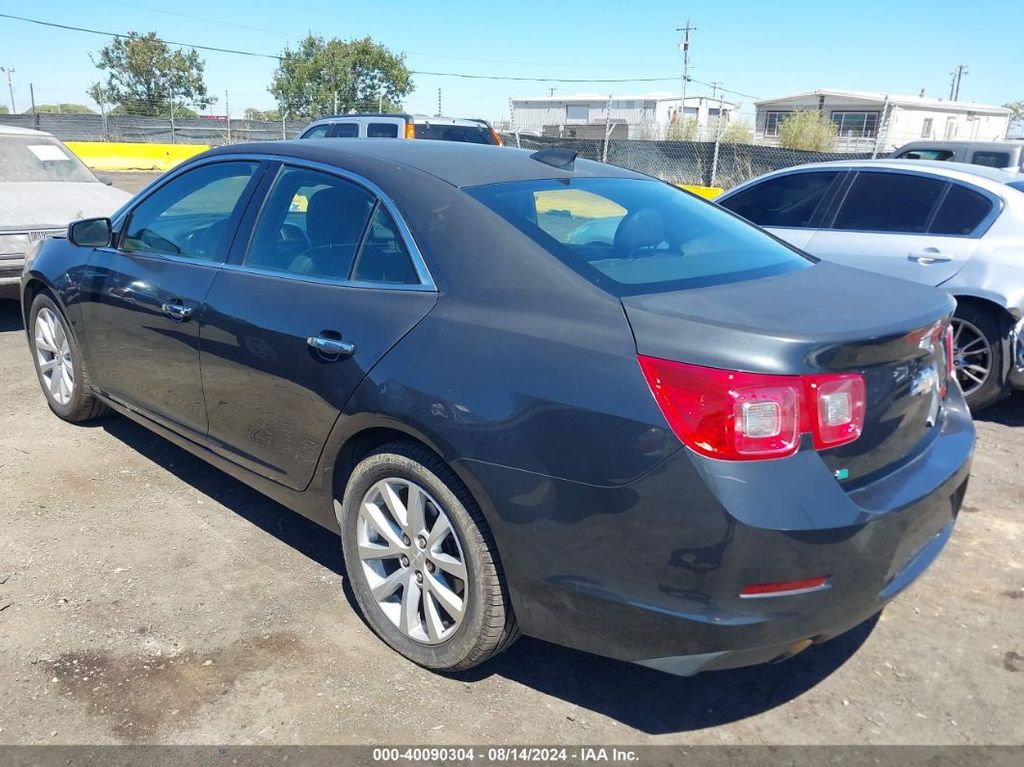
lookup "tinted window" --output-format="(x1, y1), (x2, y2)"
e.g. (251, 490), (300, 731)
(122, 161), (258, 261)
(351, 206), (419, 284)
(929, 185), (994, 235)
(414, 123), (495, 144)
(1008, 180), (1024, 194)
(719, 171), (839, 228)
(331, 123), (359, 138)
(245, 166), (374, 280)
(367, 122), (399, 138)
(833, 172), (945, 233)
(971, 151), (1010, 168)
(468, 178), (812, 296)
(898, 149), (954, 161)
(302, 124), (330, 139)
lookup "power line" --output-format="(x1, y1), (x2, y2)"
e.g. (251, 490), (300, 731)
(0, 11), (762, 94)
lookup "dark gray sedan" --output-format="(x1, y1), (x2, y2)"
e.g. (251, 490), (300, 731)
(20, 140), (973, 676)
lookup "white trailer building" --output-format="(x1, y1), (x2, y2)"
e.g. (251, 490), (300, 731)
(754, 89), (1011, 152)
(511, 93), (736, 140)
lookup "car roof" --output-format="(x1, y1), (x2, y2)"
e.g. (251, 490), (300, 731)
(896, 140), (1021, 151)
(0, 125), (53, 137)
(208, 138), (642, 188)
(730, 158), (1019, 195)
(304, 114), (490, 127)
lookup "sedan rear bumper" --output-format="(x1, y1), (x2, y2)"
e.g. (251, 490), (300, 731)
(461, 389), (973, 675)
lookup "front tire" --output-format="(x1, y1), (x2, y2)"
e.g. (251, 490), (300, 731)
(28, 293), (109, 423)
(337, 441), (518, 671)
(951, 303), (1005, 412)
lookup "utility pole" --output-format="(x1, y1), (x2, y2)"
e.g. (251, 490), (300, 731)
(949, 64), (968, 101)
(1, 67), (15, 113)
(675, 20), (696, 125)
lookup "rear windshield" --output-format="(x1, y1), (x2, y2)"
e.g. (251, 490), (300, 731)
(414, 123), (495, 144)
(467, 178), (812, 296)
(0, 136), (97, 182)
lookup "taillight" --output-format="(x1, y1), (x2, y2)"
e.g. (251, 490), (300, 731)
(806, 374), (866, 449)
(404, 123), (416, 139)
(637, 356), (866, 461)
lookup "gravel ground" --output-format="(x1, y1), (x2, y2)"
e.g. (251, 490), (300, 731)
(0, 172), (1021, 745)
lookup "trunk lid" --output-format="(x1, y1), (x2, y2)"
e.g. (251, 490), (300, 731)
(622, 261), (956, 485)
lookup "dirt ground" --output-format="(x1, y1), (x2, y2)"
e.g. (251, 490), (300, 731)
(0, 172), (1022, 745)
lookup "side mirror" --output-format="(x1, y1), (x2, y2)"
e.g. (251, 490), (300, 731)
(68, 218), (112, 248)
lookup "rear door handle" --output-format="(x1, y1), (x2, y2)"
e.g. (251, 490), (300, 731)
(907, 248), (951, 265)
(161, 301), (193, 322)
(307, 334), (356, 359)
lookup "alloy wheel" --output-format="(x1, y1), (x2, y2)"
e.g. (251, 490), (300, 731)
(356, 478), (468, 644)
(950, 318), (992, 398)
(35, 307), (75, 406)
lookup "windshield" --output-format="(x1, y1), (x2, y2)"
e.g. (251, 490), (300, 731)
(467, 178), (813, 296)
(0, 136), (97, 183)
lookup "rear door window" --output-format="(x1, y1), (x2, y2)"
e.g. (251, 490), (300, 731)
(468, 177), (811, 296)
(367, 122), (399, 138)
(330, 123), (360, 138)
(719, 171), (841, 228)
(929, 184), (994, 236)
(971, 151), (1011, 168)
(832, 172), (945, 233)
(897, 149), (955, 161)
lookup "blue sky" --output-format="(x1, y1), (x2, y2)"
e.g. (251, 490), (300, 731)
(0, 0), (1018, 122)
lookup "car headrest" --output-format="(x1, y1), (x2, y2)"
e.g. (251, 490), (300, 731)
(306, 187), (372, 247)
(613, 208), (666, 253)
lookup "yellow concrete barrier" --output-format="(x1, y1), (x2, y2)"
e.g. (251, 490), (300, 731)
(66, 142), (209, 172)
(678, 184), (723, 200)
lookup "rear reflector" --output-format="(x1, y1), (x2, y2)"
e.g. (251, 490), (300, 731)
(637, 356), (866, 460)
(740, 576), (829, 598)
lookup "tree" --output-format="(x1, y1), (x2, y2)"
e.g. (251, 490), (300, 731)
(720, 119), (752, 144)
(0, 105), (8, 115)
(24, 104), (96, 115)
(777, 110), (837, 151)
(666, 115), (699, 141)
(89, 31), (215, 117)
(1004, 101), (1024, 130)
(269, 35), (412, 119)
(244, 107), (281, 121)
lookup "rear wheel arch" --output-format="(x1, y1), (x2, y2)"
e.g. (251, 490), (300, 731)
(949, 294), (1012, 409)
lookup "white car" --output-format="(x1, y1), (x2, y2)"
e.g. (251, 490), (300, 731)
(0, 126), (131, 297)
(718, 159), (1024, 410)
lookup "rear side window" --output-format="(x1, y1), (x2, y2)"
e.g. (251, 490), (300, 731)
(467, 178), (812, 296)
(351, 206), (419, 284)
(331, 123), (360, 138)
(367, 122), (399, 138)
(414, 123), (495, 144)
(929, 185), (994, 235)
(971, 151), (1010, 168)
(245, 166), (374, 280)
(302, 124), (330, 139)
(719, 171), (840, 228)
(832, 172), (945, 233)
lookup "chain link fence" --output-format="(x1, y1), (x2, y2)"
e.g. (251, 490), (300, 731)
(0, 112), (873, 189)
(0, 112), (304, 145)
(501, 132), (873, 189)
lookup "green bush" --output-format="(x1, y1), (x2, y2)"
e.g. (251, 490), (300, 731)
(777, 110), (838, 151)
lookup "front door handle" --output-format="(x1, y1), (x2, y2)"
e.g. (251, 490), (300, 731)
(161, 301), (193, 322)
(907, 248), (951, 265)
(307, 334), (356, 359)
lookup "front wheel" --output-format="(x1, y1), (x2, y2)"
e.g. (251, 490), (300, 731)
(951, 304), (1005, 412)
(337, 441), (518, 671)
(28, 293), (109, 422)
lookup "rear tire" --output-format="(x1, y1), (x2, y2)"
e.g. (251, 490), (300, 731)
(337, 441), (518, 672)
(28, 293), (109, 423)
(951, 303), (1005, 412)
